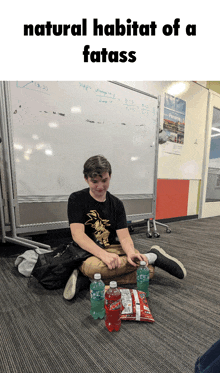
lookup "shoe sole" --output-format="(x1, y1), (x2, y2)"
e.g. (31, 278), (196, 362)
(63, 269), (78, 300)
(151, 245), (187, 279)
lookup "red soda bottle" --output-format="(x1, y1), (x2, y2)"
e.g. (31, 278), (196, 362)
(105, 281), (122, 332)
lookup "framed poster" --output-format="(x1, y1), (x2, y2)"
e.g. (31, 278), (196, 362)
(163, 93), (186, 155)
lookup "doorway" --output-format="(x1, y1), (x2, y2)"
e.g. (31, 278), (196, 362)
(199, 91), (220, 218)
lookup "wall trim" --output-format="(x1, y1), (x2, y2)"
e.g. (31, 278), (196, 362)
(157, 215), (198, 223)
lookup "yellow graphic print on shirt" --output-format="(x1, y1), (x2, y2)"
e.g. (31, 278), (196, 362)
(85, 210), (110, 247)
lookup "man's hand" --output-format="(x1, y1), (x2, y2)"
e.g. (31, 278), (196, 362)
(126, 252), (149, 267)
(100, 251), (121, 270)
(116, 228), (149, 267)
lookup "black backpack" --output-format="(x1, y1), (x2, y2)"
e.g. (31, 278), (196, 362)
(32, 242), (92, 290)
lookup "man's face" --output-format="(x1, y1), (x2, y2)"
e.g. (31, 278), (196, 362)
(85, 172), (111, 201)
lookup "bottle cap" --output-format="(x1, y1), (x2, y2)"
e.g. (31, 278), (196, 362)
(109, 281), (117, 288)
(94, 273), (101, 280)
(140, 261), (146, 266)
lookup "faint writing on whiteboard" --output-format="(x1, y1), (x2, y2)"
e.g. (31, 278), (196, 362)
(13, 105), (65, 119)
(78, 81), (155, 117)
(124, 99), (152, 115)
(16, 81), (49, 94)
(95, 89), (117, 104)
(124, 99), (136, 111)
(79, 82), (92, 91)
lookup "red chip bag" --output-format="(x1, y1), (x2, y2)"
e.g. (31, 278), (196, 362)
(119, 288), (155, 322)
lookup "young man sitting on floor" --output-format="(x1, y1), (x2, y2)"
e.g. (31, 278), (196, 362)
(63, 155), (187, 300)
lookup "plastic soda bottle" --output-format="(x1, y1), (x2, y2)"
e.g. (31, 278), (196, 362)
(105, 281), (122, 332)
(90, 273), (105, 319)
(137, 261), (149, 297)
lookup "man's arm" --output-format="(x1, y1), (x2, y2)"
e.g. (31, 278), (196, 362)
(70, 223), (121, 270)
(116, 227), (149, 266)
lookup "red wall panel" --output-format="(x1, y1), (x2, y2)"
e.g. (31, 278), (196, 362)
(156, 179), (190, 220)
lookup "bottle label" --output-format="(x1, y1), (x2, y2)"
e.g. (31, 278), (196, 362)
(137, 273), (149, 281)
(90, 289), (105, 300)
(105, 299), (121, 311)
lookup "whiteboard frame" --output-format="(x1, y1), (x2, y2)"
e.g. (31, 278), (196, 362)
(1, 81), (160, 236)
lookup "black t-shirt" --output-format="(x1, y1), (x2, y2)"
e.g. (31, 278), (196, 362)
(68, 188), (127, 247)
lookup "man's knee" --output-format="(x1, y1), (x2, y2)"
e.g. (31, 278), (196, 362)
(79, 256), (106, 278)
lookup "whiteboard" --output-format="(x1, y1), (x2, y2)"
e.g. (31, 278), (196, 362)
(9, 81), (158, 200)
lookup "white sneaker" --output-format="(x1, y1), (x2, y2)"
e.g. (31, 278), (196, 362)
(63, 269), (91, 300)
(63, 269), (79, 300)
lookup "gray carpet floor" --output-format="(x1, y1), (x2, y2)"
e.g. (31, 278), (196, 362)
(1, 216), (220, 372)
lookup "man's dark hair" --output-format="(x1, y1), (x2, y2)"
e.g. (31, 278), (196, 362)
(83, 155), (112, 179)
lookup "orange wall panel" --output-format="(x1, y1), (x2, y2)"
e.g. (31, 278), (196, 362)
(156, 179), (190, 220)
